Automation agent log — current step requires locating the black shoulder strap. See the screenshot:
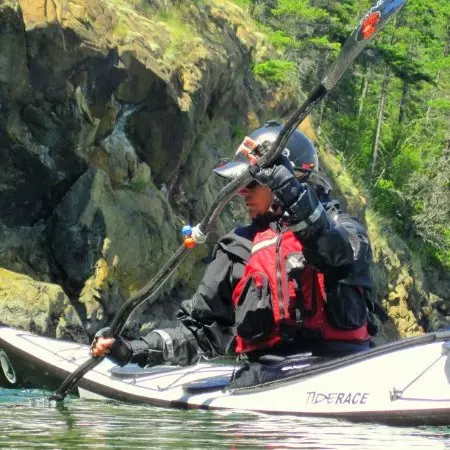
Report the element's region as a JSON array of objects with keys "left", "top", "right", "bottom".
[{"left": 216, "top": 228, "right": 253, "bottom": 262}]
